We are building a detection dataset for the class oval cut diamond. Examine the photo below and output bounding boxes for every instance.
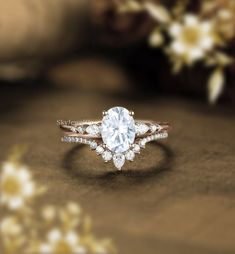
[101,107,136,153]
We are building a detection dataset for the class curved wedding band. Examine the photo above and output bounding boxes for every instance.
[57,106,171,170]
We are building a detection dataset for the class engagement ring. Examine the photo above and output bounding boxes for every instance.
[57,106,171,170]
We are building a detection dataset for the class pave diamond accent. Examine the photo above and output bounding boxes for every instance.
[77,126,84,134]
[135,123,149,135]
[86,124,100,135]
[139,139,146,148]
[96,146,104,155]
[102,151,112,162]
[133,144,140,153]
[101,107,136,153]
[150,124,157,133]
[70,126,77,133]
[125,150,135,161]
[90,141,97,150]
[113,153,125,170]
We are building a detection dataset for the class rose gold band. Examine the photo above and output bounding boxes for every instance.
[58,120,170,139]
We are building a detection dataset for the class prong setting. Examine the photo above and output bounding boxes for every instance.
[129,110,134,116]
[102,110,107,116]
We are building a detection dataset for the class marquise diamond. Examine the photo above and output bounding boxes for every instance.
[136,123,149,135]
[86,124,100,135]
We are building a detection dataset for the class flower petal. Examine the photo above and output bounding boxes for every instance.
[188,47,204,61]
[18,168,31,181]
[201,21,212,33]
[171,41,185,54]
[144,2,170,23]
[22,182,34,196]
[40,244,51,254]
[48,228,62,243]
[9,197,23,209]
[184,14,198,26]
[200,36,214,50]
[2,162,15,174]
[208,68,225,104]
[169,23,182,37]
[65,231,78,246]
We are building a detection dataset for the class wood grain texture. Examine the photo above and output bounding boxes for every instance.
[0,64,235,254]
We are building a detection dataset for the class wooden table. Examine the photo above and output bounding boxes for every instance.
[0,73,235,254]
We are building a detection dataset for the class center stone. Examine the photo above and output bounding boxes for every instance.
[101,107,136,153]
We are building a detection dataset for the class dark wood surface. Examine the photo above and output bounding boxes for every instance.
[0,73,235,254]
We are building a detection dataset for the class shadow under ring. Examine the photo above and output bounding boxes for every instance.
[62,142,174,184]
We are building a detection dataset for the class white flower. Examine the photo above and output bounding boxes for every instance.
[0,162,35,210]
[42,206,56,221]
[208,68,225,104]
[40,228,86,254]
[0,216,22,236]
[169,14,217,64]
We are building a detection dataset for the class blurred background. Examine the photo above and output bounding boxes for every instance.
[0,0,235,254]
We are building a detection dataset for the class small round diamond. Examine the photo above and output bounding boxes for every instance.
[77,126,84,134]
[133,144,140,153]
[90,141,97,150]
[96,146,104,155]
[102,151,112,162]
[150,124,157,133]
[125,150,135,161]
[139,139,146,148]
[71,126,77,132]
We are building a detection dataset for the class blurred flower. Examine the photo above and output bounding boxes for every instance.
[40,228,86,254]
[149,28,164,47]
[1,149,116,254]
[42,205,57,222]
[118,0,142,12]
[0,162,35,210]
[208,67,225,104]
[118,0,235,104]
[59,202,82,230]
[0,216,22,237]
[168,15,217,64]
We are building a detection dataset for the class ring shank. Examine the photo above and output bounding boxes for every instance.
[58,120,170,139]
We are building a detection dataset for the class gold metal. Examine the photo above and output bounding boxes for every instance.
[58,120,171,139]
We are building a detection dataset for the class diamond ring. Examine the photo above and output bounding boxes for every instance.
[57,106,170,170]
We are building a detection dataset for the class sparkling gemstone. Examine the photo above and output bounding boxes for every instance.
[96,146,104,155]
[101,107,136,153]
[90,141,97,150]
[70,126,77,133]
[102,151,112,162]
[77,126,84,134]
[133,144,140,153]
[86,124,100,135]
[135,123,149,135]
[125,150,135,161]
[113,154,125,170]
[156,124,163,131]
[139,139,146,148]
[150,124,157,133]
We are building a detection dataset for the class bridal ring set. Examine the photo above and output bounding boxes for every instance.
[57,106,170,170]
